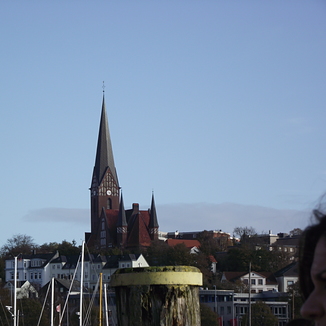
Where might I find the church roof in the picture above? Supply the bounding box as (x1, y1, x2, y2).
(93, 95, 118, 185)
(127, 212, 152, 247)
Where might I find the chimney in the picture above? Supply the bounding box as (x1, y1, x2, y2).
(132, 203, 139, 215)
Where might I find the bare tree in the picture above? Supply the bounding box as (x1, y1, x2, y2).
(289, 228, 303, 237)
(233, 227, 256, 240)
(0, 234, 37, 257)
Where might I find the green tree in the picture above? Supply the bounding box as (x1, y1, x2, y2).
(19, 298, 49, 326)
(287, 281, 304, 320)
(241, 301, 278, 326)
(39, 240, 80, 255)
(218, 246, 292, 273)
(0, 286, 12, 325)
(167, 243, 195, 266)
(219, 247, 251, 272)
(200, 303, 219, 326)
(197, 230, 227, 255)
(145, 240, 170, 266)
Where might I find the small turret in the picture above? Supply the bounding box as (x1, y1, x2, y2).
(149, 192, 159, 240)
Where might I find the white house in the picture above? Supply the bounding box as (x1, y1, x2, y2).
(274, 262, 298, 292)
(221, 271, 278, 293)
(5, 252, 59, 289)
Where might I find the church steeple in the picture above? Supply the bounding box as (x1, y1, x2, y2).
(87, 92, 159, 249)
(94, 94, 118, 185)
(90, 94, 120, 235)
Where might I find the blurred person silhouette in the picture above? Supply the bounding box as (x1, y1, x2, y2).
(286, 318, 313, 325)
(298, 205, 326, 325)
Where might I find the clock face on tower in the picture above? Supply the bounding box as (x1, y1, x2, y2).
(107, 190, 112, 195)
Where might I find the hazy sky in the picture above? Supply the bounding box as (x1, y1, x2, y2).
(1, 1, 326, 247)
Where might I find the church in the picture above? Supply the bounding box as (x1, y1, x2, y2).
(85, 94, 159, 250)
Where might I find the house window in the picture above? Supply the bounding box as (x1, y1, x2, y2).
(251, 279, 256, 285)
(287, 281, 294, 287)
(30, 273, 33, 280)
(107, 198, 112, 209)
(258, 279, 263, 285)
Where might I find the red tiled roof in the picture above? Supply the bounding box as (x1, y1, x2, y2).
(127, 210, 152, 248)
(166, 239, 201, 249)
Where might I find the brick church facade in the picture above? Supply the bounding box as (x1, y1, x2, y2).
(85, 95, 159, 249)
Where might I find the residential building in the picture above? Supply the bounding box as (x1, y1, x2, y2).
(272, 234, 300, 259)
(100, 254, 149, 286)
(274, 262, 298, 292)
(221, 271, 278, 293)
(167, 230, 231, 245)
(5, 252, 59, 289)
(5, 281, 38, 299)
(200, 289, 290, 326)
(5, 252, 149, 291)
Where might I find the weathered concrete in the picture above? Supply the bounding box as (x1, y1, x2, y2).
(110, 266, 203, 326)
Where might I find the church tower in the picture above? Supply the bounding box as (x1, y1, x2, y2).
(90, 94, 120, 235)
(86, 92, 159, 250)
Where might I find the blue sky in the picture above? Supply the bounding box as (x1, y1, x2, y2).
(1, 1, 326, 247)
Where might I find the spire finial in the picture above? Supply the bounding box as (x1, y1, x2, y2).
(102, 81, 105, 93)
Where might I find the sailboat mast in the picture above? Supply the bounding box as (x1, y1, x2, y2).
(51, 277, 54, 326)
(104, 284, 109, 326)
(79, 241, 85, 326)
(14, 256, 17, 326)
(99, 273, 103, 326)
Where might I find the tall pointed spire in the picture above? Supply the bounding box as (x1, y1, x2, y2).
(94, 94, 119, 185)
(149, 192, 159, 241)
(117, 193, 127, 247)
(117, 193, 127, 227)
